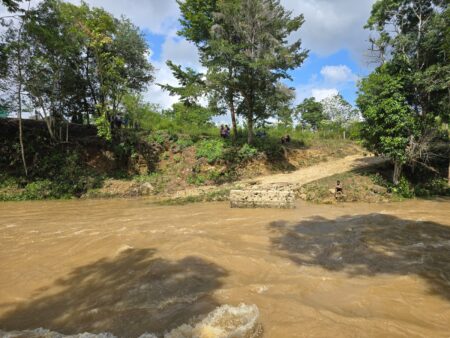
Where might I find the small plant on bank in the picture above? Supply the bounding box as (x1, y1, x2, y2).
(237, 144, 259, 161)
(175, 136, 194, 150)
(195, 139, 225, 163)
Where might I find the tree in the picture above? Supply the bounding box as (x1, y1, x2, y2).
(363, 0, 449, 183)
(178, 0, 308, 144)
(178, 0, 242, 139)
(1, 0, 154, 141)
(1, 0, 22, 13)
(159, 60, 206, 106)
(321, 94, 360, 138)
(225, 0, 308, 143)
(296, 97, 325, 130)
(357, 66, 419, 185)
(0, 0, 30, 176)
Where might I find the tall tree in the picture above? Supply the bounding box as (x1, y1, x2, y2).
(361, 0, 449, 182)
(219, 0, 308, 143)
(1, 0, 154, 141)
(357, 65, 419, 185)
(178, 0, 308, 144)
(296, 97, 325, 130)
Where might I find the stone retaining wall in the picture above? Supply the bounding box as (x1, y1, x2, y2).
(230, 183, 296, 208)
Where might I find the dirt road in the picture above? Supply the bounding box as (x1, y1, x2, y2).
(249, 154, 387, 186)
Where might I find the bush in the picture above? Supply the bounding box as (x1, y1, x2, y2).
(392, 176, 414, 198)
(148, 130, 177, 145)
(195, 139, 225, 163)
(175, 136, 194, 150)
(415, 178, 450, 197)
(237, 144, 259, 161)
(23, 180, 55, 200)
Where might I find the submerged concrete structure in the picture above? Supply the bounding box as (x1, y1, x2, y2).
(229, 183, 296, 208)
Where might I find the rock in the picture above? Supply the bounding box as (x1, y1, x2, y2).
(230, 183, 296, 209)
(139, 182, 154, 195)
(371, 185, 387, 194)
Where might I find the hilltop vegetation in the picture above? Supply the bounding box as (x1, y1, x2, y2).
(0, 0, 448, 202)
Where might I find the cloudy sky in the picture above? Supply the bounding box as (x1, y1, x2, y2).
(2, 0, 378, 110)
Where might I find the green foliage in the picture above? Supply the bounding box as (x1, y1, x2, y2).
(148, 130, 171, 145)
(297, 97, 325, 129)
(1, 0, 154, 141)
(362, 0, 450, 185)
(178, 0, 308, 144)
(159, 61, 205, 105)
(187, 173, 207, 186)
(23, 180, 55, 200)
(391, 177, 414, 199)
(2, 0, 22, 12)
(357, 65, 417, 165)
(237, 144, 259, 161)
(95, 113, 112, 140)
(195, 139, 224, 163)
(175, 136, 194, 150)
(415, 178, 450, 197)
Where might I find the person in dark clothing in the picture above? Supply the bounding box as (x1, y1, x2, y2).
(281, 134, 291, 144)
(335, 180, 343, 198)
(220, 125, 226, 138)
(224, 125, 231, 138)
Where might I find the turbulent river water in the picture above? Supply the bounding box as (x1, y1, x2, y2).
(0, 199, 449, 337)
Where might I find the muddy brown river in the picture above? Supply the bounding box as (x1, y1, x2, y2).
(0, 199, 449, 337)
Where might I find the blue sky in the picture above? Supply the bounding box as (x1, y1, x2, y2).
(133, 0, 377, 109)
(3, 0, 377, 109)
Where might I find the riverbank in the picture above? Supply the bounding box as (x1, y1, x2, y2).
(2, 119, 448, 204)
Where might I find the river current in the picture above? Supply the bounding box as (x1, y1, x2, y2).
(0, 199, 449, 337)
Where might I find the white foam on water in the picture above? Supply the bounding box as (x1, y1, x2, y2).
(0, 304, 260, 338)
(165, 303, 260, 338)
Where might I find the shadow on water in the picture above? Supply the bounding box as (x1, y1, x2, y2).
(269, 214, 450, 300)
(0, 248, 228, 337)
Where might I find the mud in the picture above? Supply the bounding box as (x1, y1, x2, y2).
(0, 198, 449, 337)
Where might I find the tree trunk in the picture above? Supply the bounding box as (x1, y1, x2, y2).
(247, 114, 254, 144)
(229, 99, 238, 141)
(17, 16, 27, 177)
(448, 158, 450, 186)
(393, 160, 402, 186)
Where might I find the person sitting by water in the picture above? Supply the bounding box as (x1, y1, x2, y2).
(281, 134, 291, 144)
(335, 180, 343, 198)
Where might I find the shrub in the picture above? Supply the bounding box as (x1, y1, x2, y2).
(392, 176, 414, 198)
(237, 144, 259, 161)
(195, 139, 224, 163)
(175, 136, 194, 150)
(187, 173, 207, 186)
(148, 130, 177, 145)
(415, 178, 450, 197)
(23, 180, 54, 200)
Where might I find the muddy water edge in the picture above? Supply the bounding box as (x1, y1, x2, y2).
(0, 198, 449, 337)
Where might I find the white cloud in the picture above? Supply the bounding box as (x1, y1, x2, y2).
(161, 37, 202, 69)
(68, 0, 180, 35)
(320, 65, 358, 83)
(144, 60, 179, 109)
(144, 36, 205, 109)
(311, 88, 339, 101)
(281, 0, 376, 62)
